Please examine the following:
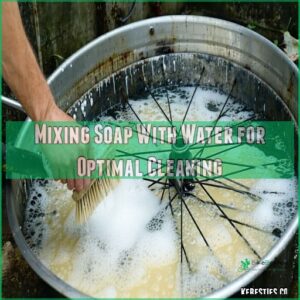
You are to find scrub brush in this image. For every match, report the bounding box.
[72,140,121,223]
[72,178,120,223]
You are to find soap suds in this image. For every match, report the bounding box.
[24,86,297,298]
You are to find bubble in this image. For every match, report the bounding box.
[272,228,282,238]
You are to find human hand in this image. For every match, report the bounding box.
[41,103,91,192]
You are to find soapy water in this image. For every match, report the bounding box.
[24,87,297,297]
[97,86,256,122]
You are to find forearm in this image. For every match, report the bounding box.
[3,2,89,191]
[2,2,57,121]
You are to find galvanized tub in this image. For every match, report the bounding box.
[7,16,298,298]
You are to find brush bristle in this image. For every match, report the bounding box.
[73,178,120,223]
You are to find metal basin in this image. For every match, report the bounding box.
[7,16,298,298]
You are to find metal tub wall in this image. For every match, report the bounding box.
[48,16,297,119]
[67,53,293,123]
[8,16,298,298]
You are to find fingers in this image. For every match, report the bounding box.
[83,178,91,190]
[67,179,75,191]
[74,178,84,192]
[65,178,91,192]
[74,178,91,192]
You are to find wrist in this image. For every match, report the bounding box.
[32,97,57,121]
[37,101,73,122]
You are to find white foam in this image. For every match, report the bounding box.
[86,180,163,250]
[25,179,178,296]
[24,85,297,298]
[250,178,297,230]
[182,255,226,297]
[101,87,254,122]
